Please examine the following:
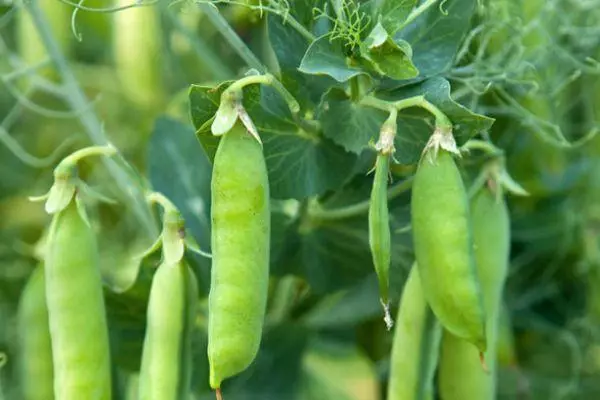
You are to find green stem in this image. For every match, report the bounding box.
[462,139,503,156]
[163,6,233,80]
[265,0,315,41]
[227,73,302,120]
[309,176,414,221]
[24,0,157,237]
[360,95,453,130]
[198,3,265,72]
[146,192,178,214]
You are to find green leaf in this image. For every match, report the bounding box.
[267,14,331,107]
[396,0,477,78]
[373,0,417,35]
[318,88,387,154]
[299,36,369,83]
[360,22,419,80]
[383,77,495,164]
[191,84,357,200]
[284,176,413,295]
[302,274,383,328]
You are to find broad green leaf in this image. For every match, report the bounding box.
[297,338,380,400]
[191,84,357,200]
[267,14,332,107]
[284,175,413,295]
[372,0,417,35]
[396,0,477,78]
[382,77,495,164]
[299,36,369,83]
[318,88,387,153]
[302,274,383,328]
[360,22,419,80]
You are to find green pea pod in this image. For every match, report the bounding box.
[138,260,198,400]
[411,148,487,352]
[387,265,442,400]
[438,185,510,399]
[114,0,163,109]
[17,265,54,400]
[45,200,111,399]
[369,153,392,327]
[208,122,270,390]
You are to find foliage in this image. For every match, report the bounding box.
[1,0,600,399]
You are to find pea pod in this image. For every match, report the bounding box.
[138,260,198,400]
[411,147,486,351]
[387,265,442,400]
[17,265,54,400]
[369,153,392,327]
[439,185,510,400]
[45,200,112,399]
[208,122,270,390]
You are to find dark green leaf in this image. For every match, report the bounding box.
[267,15,332,106]
[285,175,413,295]
[397,0,476,78]
[251,87,358,199]
[299,36,369,83]
[373,0,417,35]
[319,88,387,153]
[360,22,419,80]
[191,84,357,200]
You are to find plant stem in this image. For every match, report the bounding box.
[24,0,157,237]
[163,5,233,80]
[309,176,414,221]
[462,139,503,156]
[198,3,265,72]
[227,73,302,120]
[360,94,453,130]
[265,0,315,41]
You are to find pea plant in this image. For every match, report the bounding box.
[1,0,600,399]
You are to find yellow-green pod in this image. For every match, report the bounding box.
[387,266,442,400]
[369,153,392,323]
[17,0,71,80]
[113,0,163,109]
[45,200,112,400]
[439,186,510,400]
[208,122,270,390]
[17,265,54,400]
[139,261,198,400]
[411,148,486,352]
[496,303,517,368]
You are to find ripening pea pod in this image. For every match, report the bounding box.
[113,0,164,109]
[208,120,270,393]
[17,264,54,400]
[438,184,510,400]
[45,199,112,400]
[387,265,442,400]
[369,113,396,329]
[138,200,199,400]
[138,260,198,400]
[29,145,116,400]
[17,0,71,80]
[411,138,487,352]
